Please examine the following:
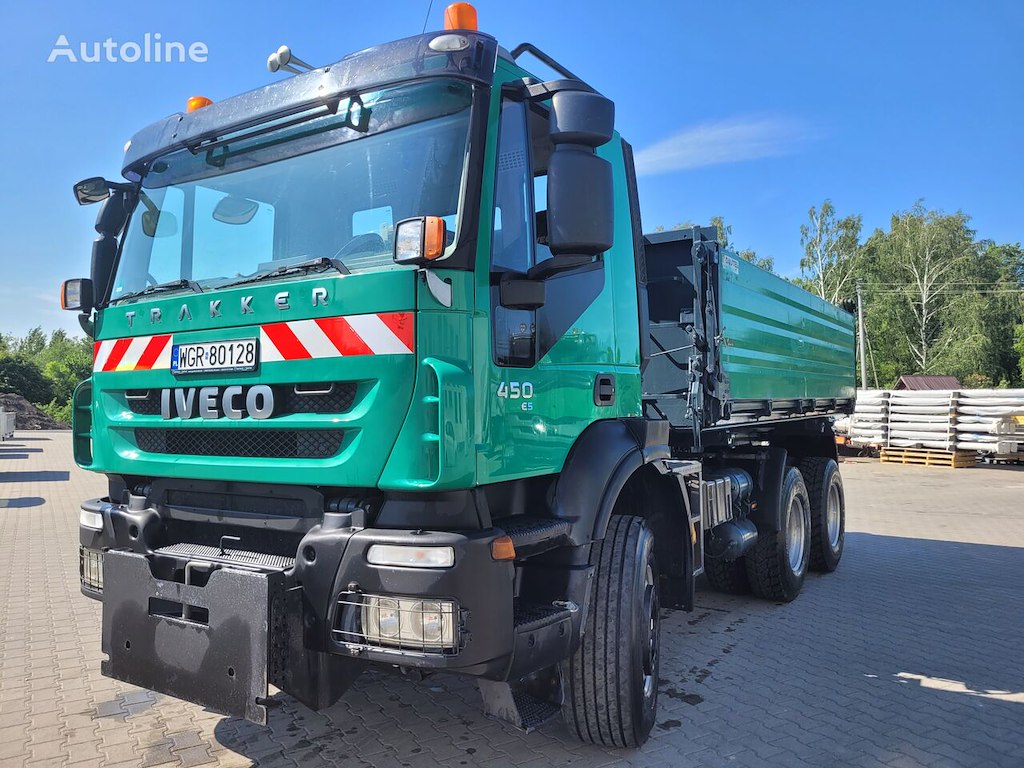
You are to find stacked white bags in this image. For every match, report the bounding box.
[844,390,889,448]
[887,390,957,450]
[847,388,1024,455]
[954,389,1024,454]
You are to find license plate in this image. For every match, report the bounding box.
[171,339,258,374]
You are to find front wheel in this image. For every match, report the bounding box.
[745,468,811,602]
[562,515,659,747]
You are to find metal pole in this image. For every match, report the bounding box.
[856,282,867,389]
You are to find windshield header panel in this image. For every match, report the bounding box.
[122,32,498,180]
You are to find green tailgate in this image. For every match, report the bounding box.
[719,254,855,402]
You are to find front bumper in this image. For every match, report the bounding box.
[79,496,518,721]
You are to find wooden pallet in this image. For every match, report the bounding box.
[880,447,977,468]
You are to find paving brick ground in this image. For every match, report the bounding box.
[1,432,1022,767]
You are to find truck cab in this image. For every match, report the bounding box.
[66,4,852,747]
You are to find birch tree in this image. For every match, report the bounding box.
[798,200,862,303]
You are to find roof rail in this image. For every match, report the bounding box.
[510,42,585,84]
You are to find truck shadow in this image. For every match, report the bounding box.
[0,446,45,459]
[210,532,1024,766]
[0,497,45,509]
[0,470,70,483]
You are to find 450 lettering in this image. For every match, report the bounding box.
[497,381,535,411]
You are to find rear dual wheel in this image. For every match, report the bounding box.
[799,457,845,572]
[745,467,811,602]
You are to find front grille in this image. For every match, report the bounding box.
[164,489,308,517]
[124,382,357,416]
[135,428,344,459]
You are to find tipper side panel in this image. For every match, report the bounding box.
[719,256,855,403]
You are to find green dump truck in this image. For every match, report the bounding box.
[64,4,855,747]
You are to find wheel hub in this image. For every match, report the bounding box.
[787,494,807,572]
[826,482,842,549]
[641,562,659,699]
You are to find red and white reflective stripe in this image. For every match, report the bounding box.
[93,312,414,371]
[260,312,414,362]
[93,334,172,372]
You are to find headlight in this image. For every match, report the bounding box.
[366,544,454,568]
[80,508,103,530]
[360,595,456,651]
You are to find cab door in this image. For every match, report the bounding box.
[478,89,625,484]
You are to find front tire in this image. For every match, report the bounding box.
[562,515,659,747]
[798,457,845,572]
[745,468,811,602]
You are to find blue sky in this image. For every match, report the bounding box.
[2,0,1022,336]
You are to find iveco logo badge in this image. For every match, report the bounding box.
[160,385,274,420]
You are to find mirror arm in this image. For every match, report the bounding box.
[526,254,596,281]
[502,78,600,104]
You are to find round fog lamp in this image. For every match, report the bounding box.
[375,598,401,638]
[420,602,445,643]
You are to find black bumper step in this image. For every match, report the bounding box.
[154,543,295,571]
[494,516,573,557]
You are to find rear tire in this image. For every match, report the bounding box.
[745,468,811,602]
[562,515,659,747]
[798,457,845,572]
[703,553,750,594]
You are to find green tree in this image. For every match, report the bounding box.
[1015,324,1024,383]
[798,199,862,303]
[37,330,93,404]
[858,204,1023,385]
[10,326,48,358]
[0,356,54,403]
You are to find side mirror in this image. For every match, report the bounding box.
[91,235,118,304]
[546,91,615,256]
[499,276,545,310]
[95,191,129,236]
[394,216,446,265]
[60,279,94,312]
[74,177,111,206]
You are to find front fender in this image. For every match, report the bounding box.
[550,418,669,545]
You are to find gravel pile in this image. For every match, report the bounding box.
[0,393,69,430]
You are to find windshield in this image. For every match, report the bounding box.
[110,78,474,302]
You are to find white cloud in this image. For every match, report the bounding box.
[634,116,809,177]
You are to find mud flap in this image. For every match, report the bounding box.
[101,550,282,724]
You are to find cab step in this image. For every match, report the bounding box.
[494,516,573,558]
[477,679,561,732]
[513,601,574,633]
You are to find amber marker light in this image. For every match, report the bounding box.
[491,536,516,561]
[444,2,478,31]
[186,95,213,112]
[422,216,446,260]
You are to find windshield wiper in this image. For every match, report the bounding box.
[218,257,350,289]
[114,278,204,303]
